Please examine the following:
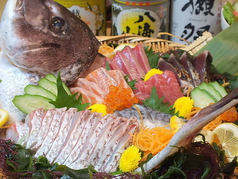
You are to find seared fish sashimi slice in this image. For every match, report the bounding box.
[5,108,139,173]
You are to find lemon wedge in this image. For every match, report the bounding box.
[170,115,185,133]
[114,43,135,52]
[0,109,9,127]
[211,123,238,162]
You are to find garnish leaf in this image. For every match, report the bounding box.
[105,61,111,71]
[124,75,137,90]
[144,46,160,69]
[142,87,175,115]
[195,21,238,75]
[50,73,89,111]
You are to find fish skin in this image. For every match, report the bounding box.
[0,0,100,85]
[113,104,172,128]
[0,0,102,123]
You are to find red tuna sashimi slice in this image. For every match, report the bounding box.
[134,70,183,105]
[109,51,141,81]
[121,46,147,80]
[104,44,151,81]
[132,44,151,73]
[162,71,183,103]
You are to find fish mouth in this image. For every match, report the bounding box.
[20,43,61,52]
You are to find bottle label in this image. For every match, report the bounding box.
[171,0,223,44]
[54,0,106,36]
[116,9,160,37]
[112,0,169,38]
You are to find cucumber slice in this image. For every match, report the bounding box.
[233,1,238,12]
[45,74,57,83]
[41,75,71,95]
[24,85,57,101]
[209,81,228,97]
[13,94,54,114]
[198,82,222,101]
[191,88,217,108]
[38,78,58,96]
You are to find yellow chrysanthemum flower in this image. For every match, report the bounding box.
[119,145,142,172]
[144,68,163,81]
[173,96,194,118]
[87,104,108,116]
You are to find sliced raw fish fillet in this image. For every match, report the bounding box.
[53,110,90,164]
[134,71,183,105]
[34,108,68,158]
[104,44,151,81]
[70,78,106,104]
[121,46,147,80]
[70,68,135,105]
[132,44,151,73]
[5,121,29,144]
[46,108,77,162]
[6,108,139,173]
[25,108,47,148]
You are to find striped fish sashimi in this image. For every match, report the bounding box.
[134,70,183,105]
[5,108,139,173]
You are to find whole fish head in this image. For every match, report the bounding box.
[0,0,100,84]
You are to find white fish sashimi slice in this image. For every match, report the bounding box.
[25,108,47,148]
[30,108,59,151]
[68,114,112,165]
[46,108,77,163]
[34,108,67,158]
[5,121,29,144]
[87,116,124,165]
[103,122,138,172]
[67,114,117,170]
[62,112,100,167]
[95,117,139,172]
[54,110,91,164]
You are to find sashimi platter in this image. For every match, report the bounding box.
[1,0,238,178]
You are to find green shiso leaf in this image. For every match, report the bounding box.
[195,21,238,75]
[50,73,89,111]
[144,46,160,69]
[124,75,137,90]
[142,87,175,115]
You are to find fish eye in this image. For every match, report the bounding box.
[50,17,65,32]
